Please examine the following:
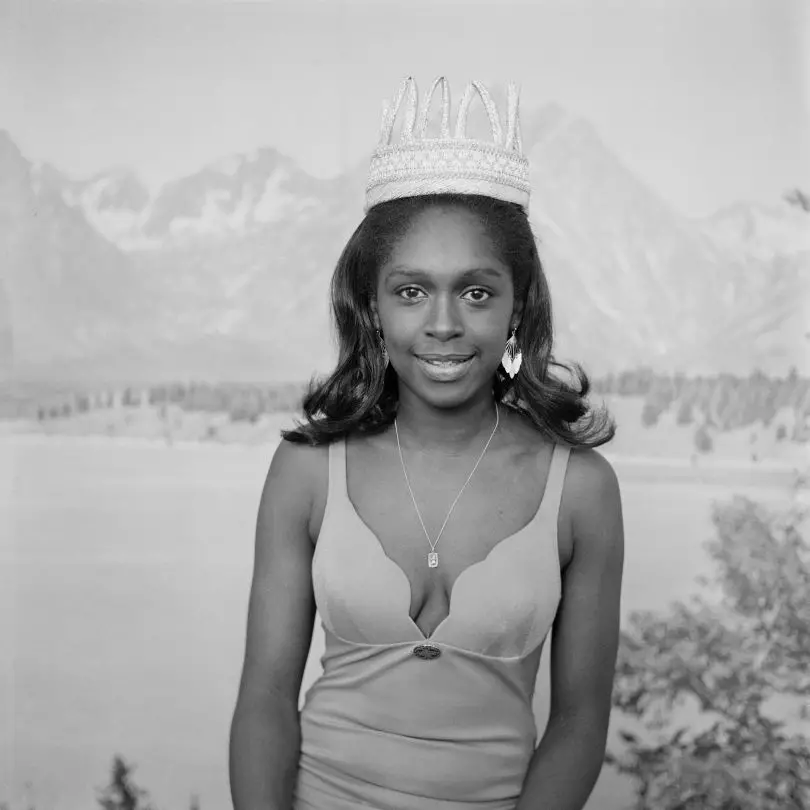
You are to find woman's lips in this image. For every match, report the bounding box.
[415,355,475,382]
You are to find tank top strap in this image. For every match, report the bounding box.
[541,443,571,520]
[328,436,348,503]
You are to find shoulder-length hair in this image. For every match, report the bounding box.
[282,193,615,448]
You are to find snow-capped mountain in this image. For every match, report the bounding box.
[30,161,152,249]
[141,147,342,244]
[520,106,808,375]
[0,131,157,379]
[30,145,355,251]
[1,109,807,385]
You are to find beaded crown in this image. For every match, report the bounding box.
[365,76,530,212]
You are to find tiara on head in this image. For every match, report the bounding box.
[365,76,531,212]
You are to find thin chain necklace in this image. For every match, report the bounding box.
[394,403,500,569]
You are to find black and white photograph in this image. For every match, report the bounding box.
[1,1,809,809]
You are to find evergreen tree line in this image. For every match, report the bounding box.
[31,381,310,423]
[19,367,810,441]
[592,367,810,445]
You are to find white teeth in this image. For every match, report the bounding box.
[417,355,473,381]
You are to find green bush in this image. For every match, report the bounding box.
[608,483,810,809]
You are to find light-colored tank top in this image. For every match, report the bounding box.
[294,438,571,810]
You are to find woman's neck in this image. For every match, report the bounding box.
[393,390,500,457]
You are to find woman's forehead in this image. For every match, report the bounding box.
[387,207,504,265]
[400,204,487,237]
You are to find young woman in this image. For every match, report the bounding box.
[229,78,624,810]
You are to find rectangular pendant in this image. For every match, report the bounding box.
[428,552,439,568]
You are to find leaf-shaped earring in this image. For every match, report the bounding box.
[376,329,389,370]
[501,327,522,378]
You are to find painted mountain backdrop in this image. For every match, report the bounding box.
[1,105,808,385]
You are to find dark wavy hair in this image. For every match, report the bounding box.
[282,193,615,448]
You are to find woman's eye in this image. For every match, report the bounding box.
[463,288,492,303]
[397,286,425,300]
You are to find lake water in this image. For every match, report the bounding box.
[0,435,804,810]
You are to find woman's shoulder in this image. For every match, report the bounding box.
[272,434,331,468]
[562,446,622,553]
[564,445,618,496]
[265,437,332,505]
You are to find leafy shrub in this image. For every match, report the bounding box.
[608,482,810,809]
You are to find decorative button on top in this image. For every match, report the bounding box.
[412,643,441,660]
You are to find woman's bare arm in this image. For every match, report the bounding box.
[229,439,323,810]
[516,448,625,810]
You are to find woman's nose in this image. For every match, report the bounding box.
[425,294,463,339]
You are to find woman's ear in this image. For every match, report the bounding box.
[511,311,523,335]
[370,297,381,331]
[511,296,524,329]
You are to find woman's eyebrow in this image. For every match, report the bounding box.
[386,265,505,280]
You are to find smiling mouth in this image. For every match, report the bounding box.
[416,355,474,366]
[414,355,476,382]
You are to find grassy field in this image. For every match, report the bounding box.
[0,422,805,810]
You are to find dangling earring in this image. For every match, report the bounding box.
[501,327,522,378]
[376,329,389,370]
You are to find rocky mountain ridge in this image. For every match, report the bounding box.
[1,107,807,385]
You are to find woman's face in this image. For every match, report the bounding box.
[374,205,517,409]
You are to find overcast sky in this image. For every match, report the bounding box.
[1,0,808,216]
